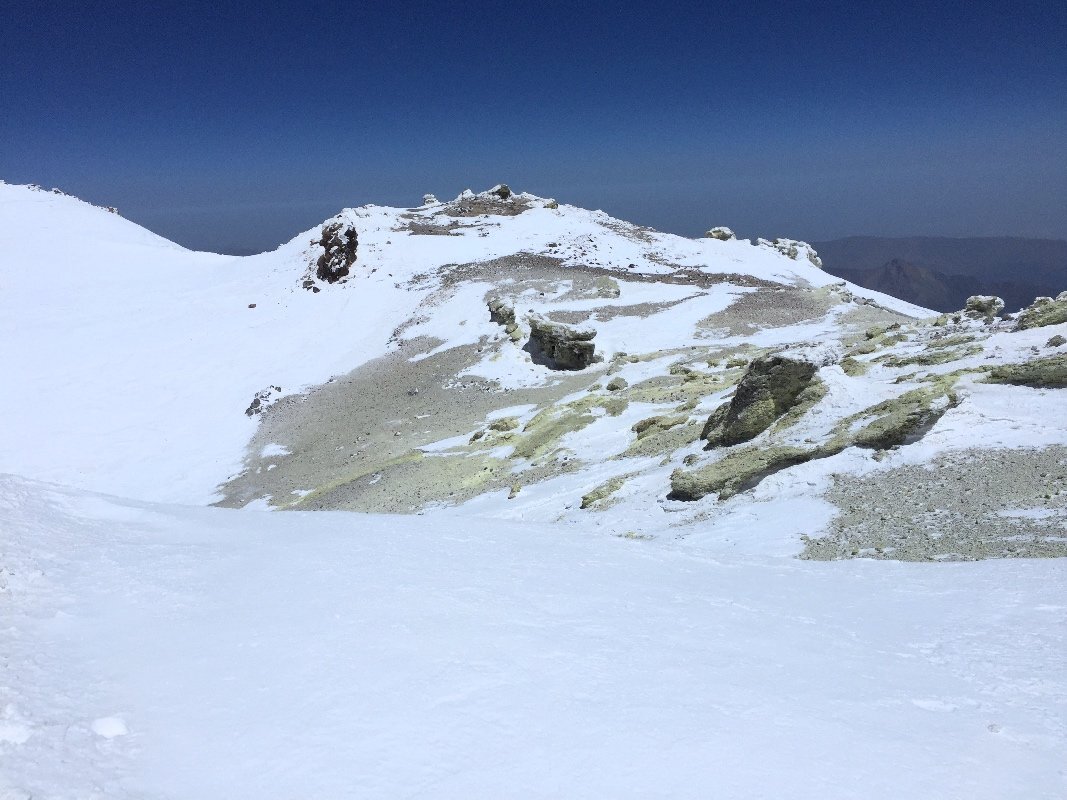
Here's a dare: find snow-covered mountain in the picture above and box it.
[2,181,1066,798]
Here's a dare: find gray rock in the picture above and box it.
[1048,334,1066,348]
[964,295,1004,319]
[527,315,597,370]
[488,297,522,341]
[705,226,736,241]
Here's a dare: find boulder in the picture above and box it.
[702,353,820,447]
[964,295,1004,319]
[422,193,438,205]
[705,226,736,241]
[1015,292,1067,330]
[527,315,597,370]
[1048,335,1066,348]
[315,221,358,283]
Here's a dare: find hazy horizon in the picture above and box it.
[3,0,1064,253]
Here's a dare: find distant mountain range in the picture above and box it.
[813,237,1067,313]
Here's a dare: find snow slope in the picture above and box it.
[0,182,923,505]
[2,475,1065,799]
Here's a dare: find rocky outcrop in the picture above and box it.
[245,385,282,416]
[705,227,736,241]
[985,355,1067,389]
[760,238,823,268]
[1048,335,1066,348]
[1015,292,1067,330]
[443,186,530,217]
[964,295,1004,320]
[527,315,597,370]
[670,445,816,501]
[701,353,821,447]
[315,221,358,283]
[488,297,522,341]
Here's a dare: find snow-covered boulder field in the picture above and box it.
[2,181,1066,798]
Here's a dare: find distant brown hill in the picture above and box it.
[813,237,1067,313]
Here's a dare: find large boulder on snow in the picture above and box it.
[315,221,358,283]
[527,315,597,370]
[701,352,822,447]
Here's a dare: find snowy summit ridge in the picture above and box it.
[1,180,1066,798]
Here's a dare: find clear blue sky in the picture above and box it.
[2,0,1065,252]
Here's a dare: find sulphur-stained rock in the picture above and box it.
[964,295,1004,319]
[315,221,358,283]
[488,297,522,341]
[702,352,820,447]
[1015,291,1067,330]
[527,314,597,370]
[984,354,1067,389]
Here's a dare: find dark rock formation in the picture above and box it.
[245,385,282,416]
[315,221,358,283]
[526,315,596,370]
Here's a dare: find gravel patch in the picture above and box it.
[803,446,1067,560]
[215,335,594,512]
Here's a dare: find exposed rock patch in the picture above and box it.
[245,385,282,417]
[1015,291,1067,330]
[804,446,1067,561]
[526,315,597,370]
[440,186,532,218]
[488,297,522,341]
[760,238,823,268]
[984,354,1067,389]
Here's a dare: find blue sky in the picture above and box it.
[2,0,1065,252]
